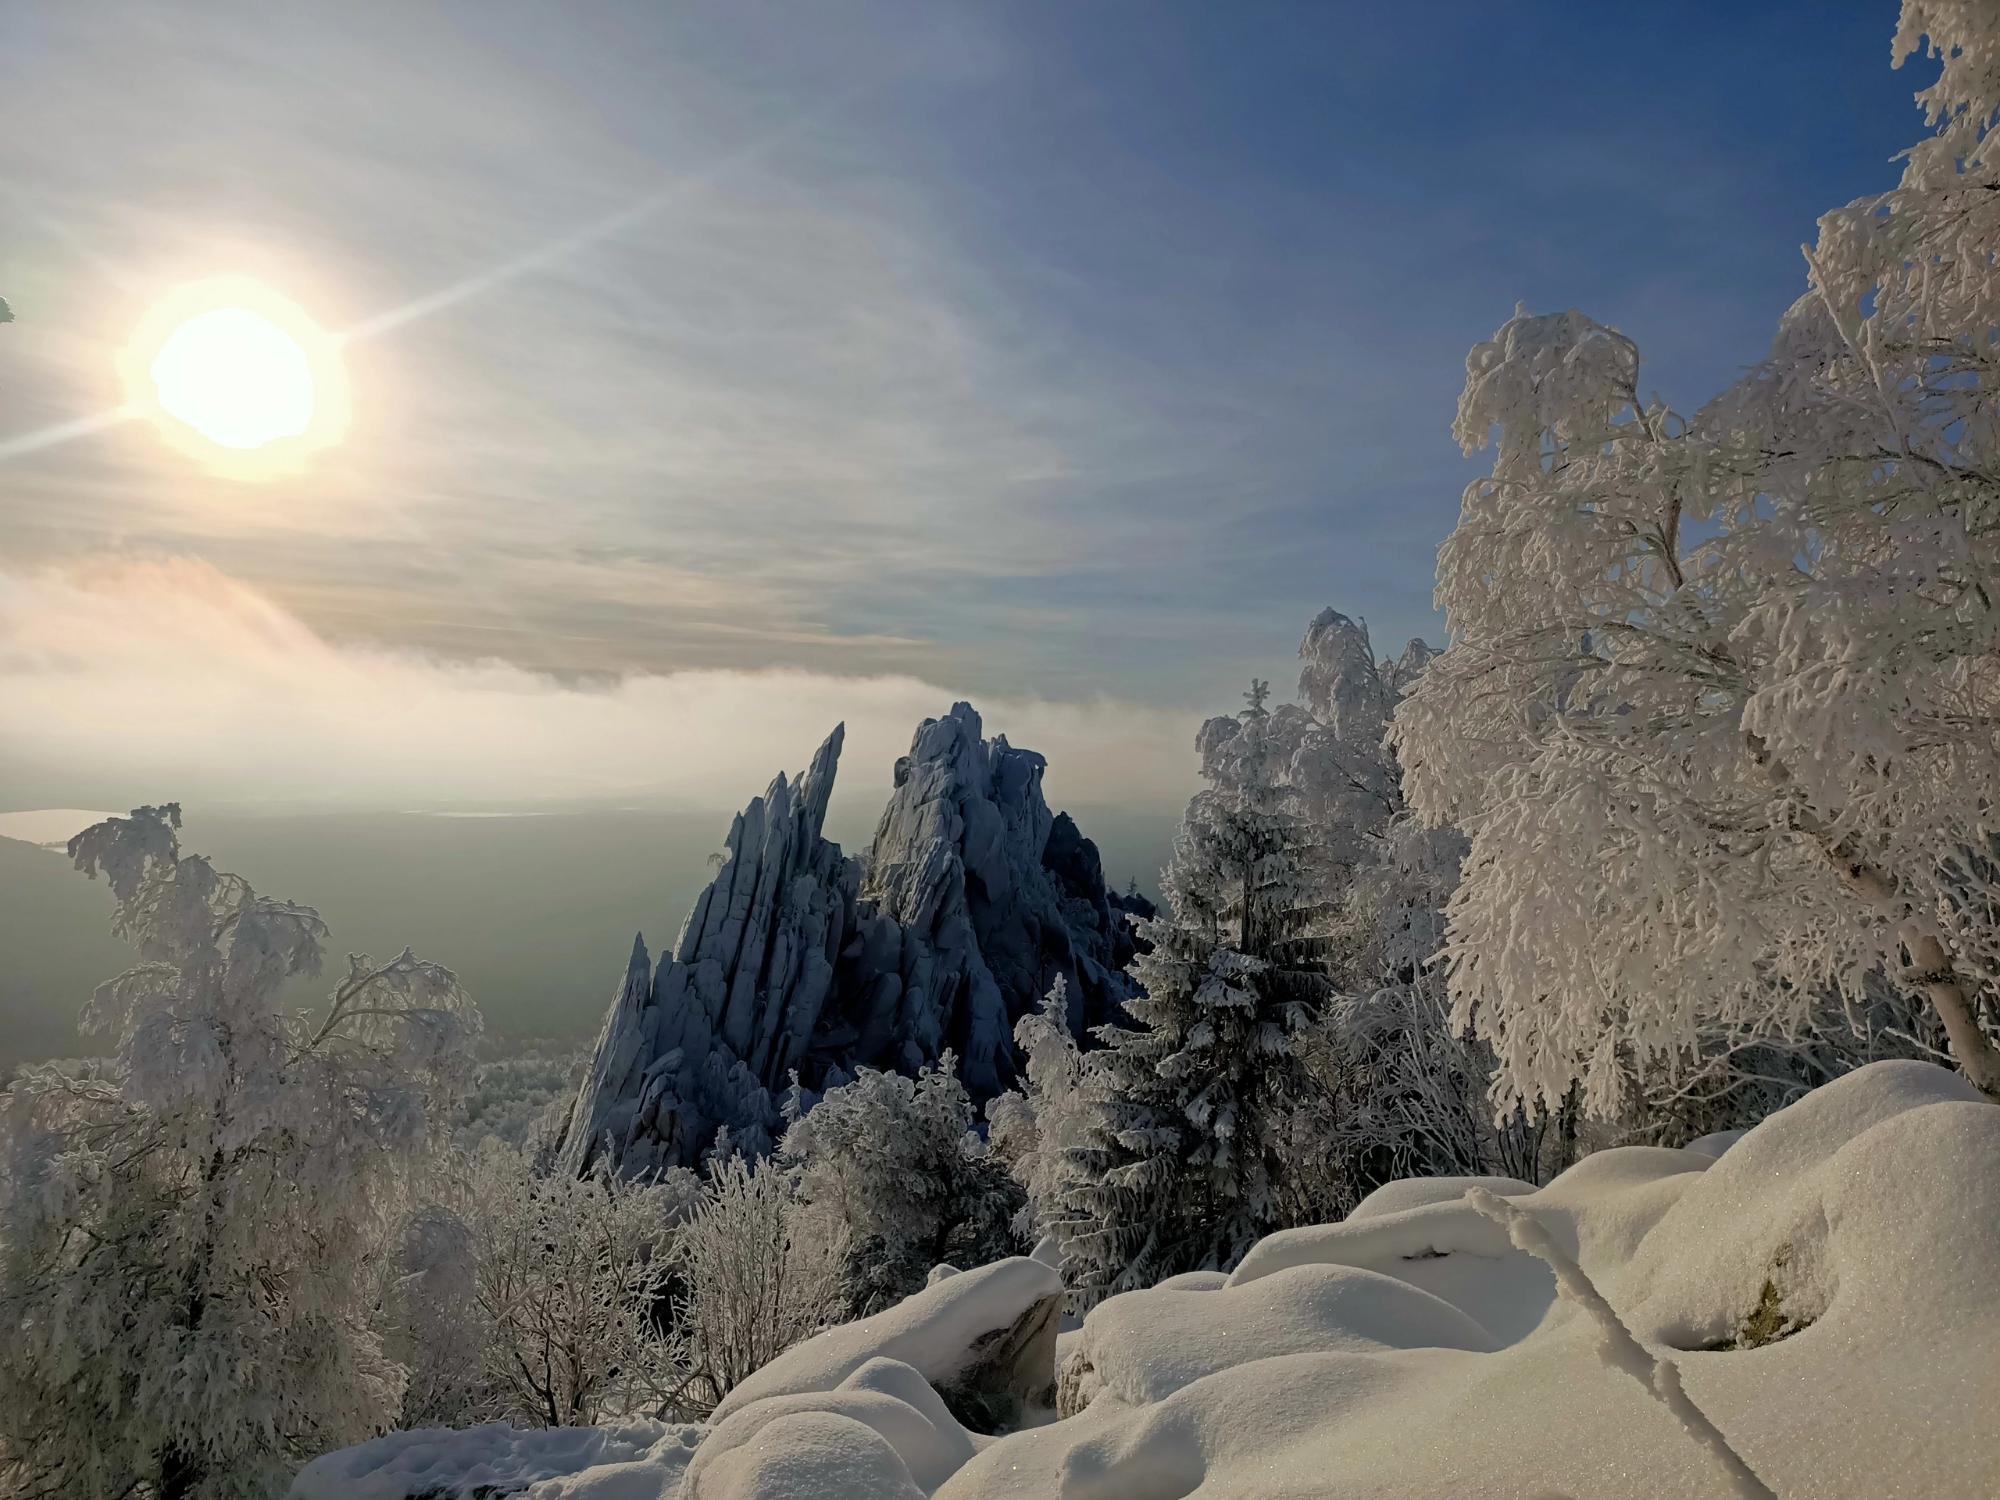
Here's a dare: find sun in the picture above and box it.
[151,305,315,449]
[124,276,349,478]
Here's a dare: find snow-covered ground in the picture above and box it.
[293,1061,2000,1499]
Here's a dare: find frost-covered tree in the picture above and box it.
[782,1058,1023,1315]
[1393,1,2000,1116]
[459,1144,694,1427]
[380,1135,700,1432]
[1280,814,1524,1210]
[665,1155,847,1418]
[1062,685,1328,1302]
[379,1197,487,1430]
[454,1039,590,1160]
[1255,621,1561,1211]
[987,978,1098,1247]
[0,806,479,1500]
[1181,680,1336,988]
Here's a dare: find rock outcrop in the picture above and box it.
[556,703,1147,1177]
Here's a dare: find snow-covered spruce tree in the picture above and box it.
[781,1057,1023,1316]
[1256,617,1565,1209]
[1062,684,1328,1303]
[0,806,479,1500]
[1392,2,2000,1117]
[1287,812,1510,1203]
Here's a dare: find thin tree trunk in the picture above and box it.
[1747,731,2000,1098]
[1901,925,2000,1097]
[158,1143,231,1498]
[1818,837,2000,1098]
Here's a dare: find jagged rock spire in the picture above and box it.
[555,708,1145,1177]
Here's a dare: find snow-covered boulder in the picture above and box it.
[685,1364,972,1496]
[556,706,1147,1176]
[683,1409,927,1500]
[680,1256,1062,1498]
[1345,1172,1536,1221]
[1069,1261,1499,1410]
[710,1254,1062,1427]
[939,1061,2000,1498]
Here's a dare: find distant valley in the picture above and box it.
[0,803,1170,1069]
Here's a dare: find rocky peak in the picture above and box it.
[555,705,1141,1177]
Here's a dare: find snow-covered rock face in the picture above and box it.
[556,725,856,1177]
[556,704,1145,1176]
[859,703,1144,1097]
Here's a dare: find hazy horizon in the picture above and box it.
[0,791,1175,1070]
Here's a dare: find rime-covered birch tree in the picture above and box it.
[0,806,479,1500]
[1392,1,2000,1116]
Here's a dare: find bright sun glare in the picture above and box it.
[151,306,315,450]
[124,276,349,478]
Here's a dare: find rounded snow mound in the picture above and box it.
[685,1376,971,1496]
[710,1255,1061,1424]
[1609,1059,1991,1353]
[1069,1260,1498,1409]
[682,1254,1061,1496]
[687,1408,927,1500]
[938,1061,2000,1499]
[1347,1172,1536,1221]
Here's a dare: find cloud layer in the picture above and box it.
[0,0,1477,713]
[0,557,1201,822]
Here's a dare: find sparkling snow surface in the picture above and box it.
[294,1063,2000,1498]
[288,1419,702,1499]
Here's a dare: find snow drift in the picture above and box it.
[295,1062,2000,1498]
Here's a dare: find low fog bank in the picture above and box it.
[0,557,1202,821]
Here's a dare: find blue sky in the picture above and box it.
[0,1,1942,812]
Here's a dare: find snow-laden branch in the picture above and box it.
[1464,1189,1777,1500]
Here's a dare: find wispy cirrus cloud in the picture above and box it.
[0,0,1916,748]
[0,0,1477,716]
